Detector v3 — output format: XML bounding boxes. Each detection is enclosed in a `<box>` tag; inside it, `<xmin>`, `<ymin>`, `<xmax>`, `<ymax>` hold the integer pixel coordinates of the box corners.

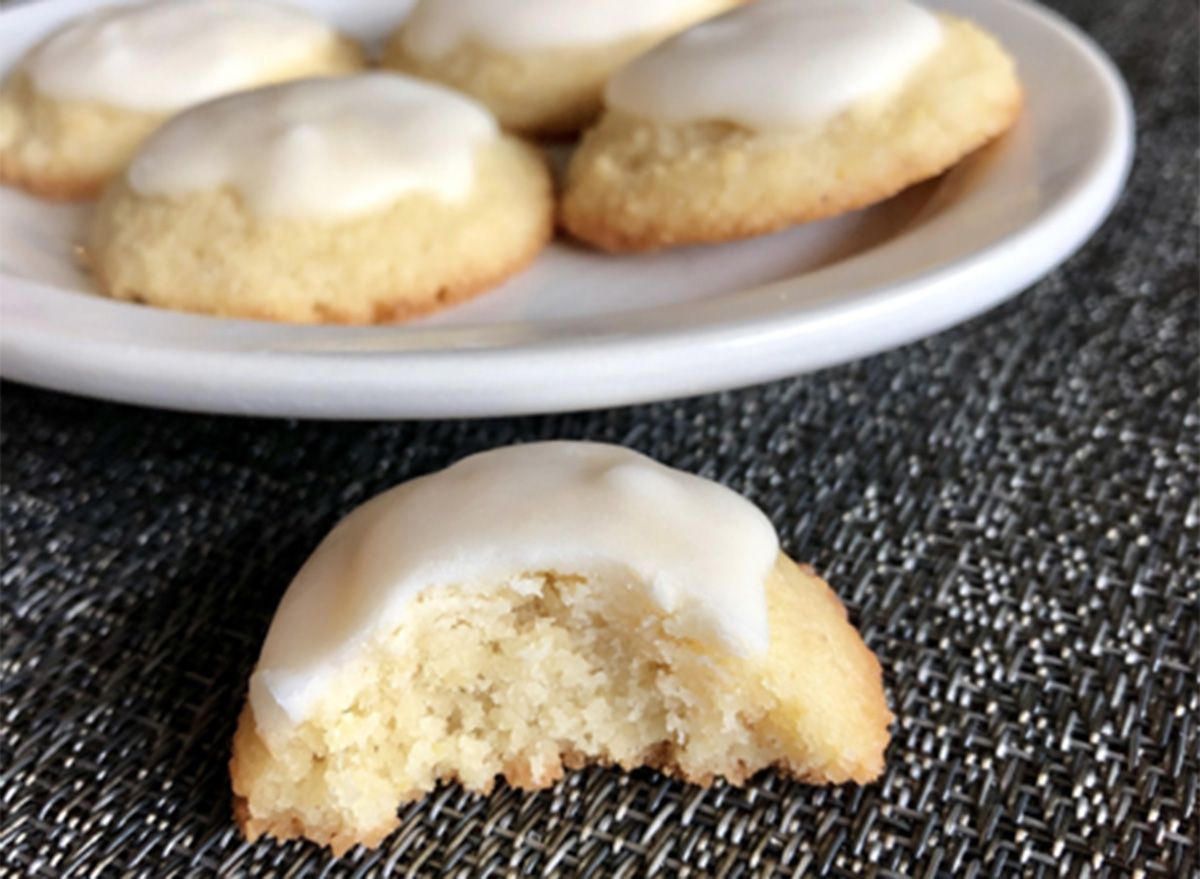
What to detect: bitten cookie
<box><xmin>382</xmin><ymin>0</ymin><xmax>743</xmax><ymax>137</ymax></box>
<box><xmin>87</xmin><ymin>74</ymin><xmax>553</xmax><ymax>324</ymax></box>
<box><xmin>0</xmin><ymin>0</ymin><xmax>364</xmax><ymax>200</ymax></box>
<box><xmin>230</xmin><ymin>441</ymin><xmax>893</xmax><ymax>853</ymax></box>
<box><xmin>562</xmin><ymin>0</ymin><xmax>1023</xmax><ymax>251</ymax></box>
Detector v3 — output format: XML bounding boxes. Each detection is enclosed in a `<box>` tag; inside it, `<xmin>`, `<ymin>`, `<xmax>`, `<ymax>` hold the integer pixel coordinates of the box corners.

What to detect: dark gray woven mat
<box><xmin>2</xmin><ymin>1</ymin><xmax>1197</xmax><ymax>876</ymax></box>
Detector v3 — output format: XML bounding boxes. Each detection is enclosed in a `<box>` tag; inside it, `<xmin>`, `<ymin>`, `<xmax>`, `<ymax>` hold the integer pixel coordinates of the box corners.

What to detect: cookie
<box><xmin>381</xmin><ymin>0</ymin><xmax>743</xmax><ymax>137</ymax></box>
<box><xmin>230</xmin><ymin>442</ymin><xmax>893</xmax><ymax>853</ymax></box>
<box><xmin>0</xmin><ymin>0</ymin><xmax>364</xmax><ymax>200</ymax></box>
<box><xmin>87</xmin><ymin>74</ymin><xmax>553</xmax><ymax>324</ymax></box>
<box><xmin>562</xmin><ymin>0</ymin><xmax>1023</xmax><ymax>251</ymax></box>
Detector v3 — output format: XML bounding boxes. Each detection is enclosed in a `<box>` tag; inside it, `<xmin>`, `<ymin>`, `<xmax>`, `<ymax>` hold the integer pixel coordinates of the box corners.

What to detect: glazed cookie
<box><xmin>382</xmin><ymin>0</ymin><xmax>743</xmax><ymax>137</ymax></box>
<box><xmin>0</xmin><ymin>0</ymin><xmax>364</xmax><ymax>200</ymax></box>
<box><xmin>231</xmin><ymin>441</ymin><xmax>893</xmax><ymax>853</ymax></box>
<box><xmin>562</xmin><ymin>0</ymin><xmax>1023</xmax><ymax>251</ymax></box>
<box><xmin>88</xmin><ymin>74</ymin><xmax>553</xmax><ymax>324</ymax></box>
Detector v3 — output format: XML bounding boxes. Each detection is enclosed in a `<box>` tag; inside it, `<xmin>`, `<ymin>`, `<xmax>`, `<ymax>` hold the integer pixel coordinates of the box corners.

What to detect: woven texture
<box><xmin>2</xmin><ymin>1</ymin><xmax>1197</xmax><ymax>876</ymax></box>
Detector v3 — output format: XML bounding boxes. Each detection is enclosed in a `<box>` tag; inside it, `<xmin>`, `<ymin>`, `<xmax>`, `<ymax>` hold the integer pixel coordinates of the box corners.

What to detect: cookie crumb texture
<box><xmin>0</xmin><ymin>38</ymin><xmax>363</xmax><ymax>201</ymax></box>
<box><xmin>86</xmin><ymin>138</ymin><xmax>553</xmax><ymax>324</ymax></box>
<box><xmin>562</xmin><ymin>16</ymin><xmax>1022</xmax><ymax>251</ymax></box>
<box><xmin>230</xmin><ymin>556</ymin><xmax>892</xmax><ymax>854</ymax></box>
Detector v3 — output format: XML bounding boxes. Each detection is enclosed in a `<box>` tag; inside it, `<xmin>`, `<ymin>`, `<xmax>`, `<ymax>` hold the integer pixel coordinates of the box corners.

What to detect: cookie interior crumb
<box><xmin>232</xmin><ymin>557</ymin><xmax>891</xmax><ymax>853</ymax></box>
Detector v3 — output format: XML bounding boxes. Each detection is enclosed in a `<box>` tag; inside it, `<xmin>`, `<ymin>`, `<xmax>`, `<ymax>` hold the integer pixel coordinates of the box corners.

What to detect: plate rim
<box><xmin>0</xmin><ymin>0</ymin><xmax>1135</xmax><ymax>418</ymax></box>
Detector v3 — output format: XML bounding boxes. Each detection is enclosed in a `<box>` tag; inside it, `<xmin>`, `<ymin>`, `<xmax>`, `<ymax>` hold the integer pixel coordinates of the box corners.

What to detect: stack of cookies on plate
<box><xmin>1</xmin><ymin>0</ymin><xmax>1021</xmax><ymax>324</ymax></box>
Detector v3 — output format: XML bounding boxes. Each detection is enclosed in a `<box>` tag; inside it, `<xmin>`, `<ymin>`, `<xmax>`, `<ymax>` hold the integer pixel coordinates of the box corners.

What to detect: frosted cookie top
<box><xmin>22</xmin><ymin>0</ymin><xmax>345</xmax><ymax>113</ymax></box>
<box><xmin>400</xmin><ymin>0</ymin><xmax>731</xmax><ymax>57</ymax></box>
<box><xmin>606</xmin><ymin>0</ymin><xmax>944</xmax><ymax>129</ymax></box>
<box><xmin>250</xmin><ymin>442</ymin><xmax>780</xmax><ymax>729</ymax></box>
<box><xmin>126</xmin><ymin>74</ymin><xmax>499</xmax><ymax>219</ymax></box>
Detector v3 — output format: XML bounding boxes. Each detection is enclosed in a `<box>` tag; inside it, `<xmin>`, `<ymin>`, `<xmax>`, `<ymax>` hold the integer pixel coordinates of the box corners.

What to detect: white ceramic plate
<box><xmin>0</xmin><ymin>0</ymin><xmax>1132</xmax><ymax>418</ymax></box>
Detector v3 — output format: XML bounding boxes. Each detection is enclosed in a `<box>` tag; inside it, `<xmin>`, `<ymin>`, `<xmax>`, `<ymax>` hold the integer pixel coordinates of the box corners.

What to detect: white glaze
<box><xmin>127</xmin><ymin>74</ymin><xmax>498</xmax><ymax>218</ymax></box>
<box><xmin>24</xmin><ymin>0</ymin><xmax>344</xmax><ymax>113</ymax></box>
<box><xmin>606</xmin><ymin>0</ymin><xmax>944</xmax><ymax>129</ymax></box>
<box><xmin>249</xmin><ymin>442</ymin><xmax>780</xmax><ymax>729</ymax></box>
<box><xmin>400</xmin><ymin>0</ymin><xmax>729</xmax><ymax>57</ymax></box>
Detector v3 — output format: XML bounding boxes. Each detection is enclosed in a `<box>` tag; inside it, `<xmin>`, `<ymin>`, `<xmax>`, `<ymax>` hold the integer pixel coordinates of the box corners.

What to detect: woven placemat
<box><xmin>2</xmin><ymin>1</ymin><xmax>1197</xmax><ymax>875</ymax></box>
